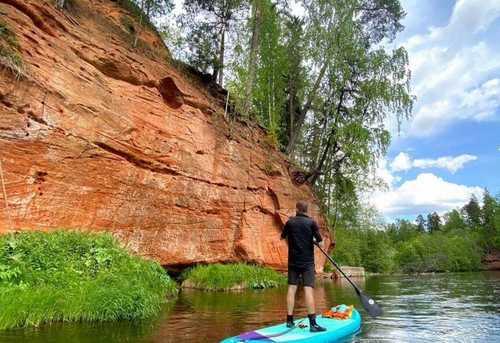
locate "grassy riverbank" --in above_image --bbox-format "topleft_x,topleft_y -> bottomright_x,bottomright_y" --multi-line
0,231 -> 177,330
181,263 -> 286,291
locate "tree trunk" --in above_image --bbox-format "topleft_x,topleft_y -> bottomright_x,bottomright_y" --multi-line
286,60 -> 328,154
217,24 -> 226,86
307,88 -> 346,185
242,0 -> 262,117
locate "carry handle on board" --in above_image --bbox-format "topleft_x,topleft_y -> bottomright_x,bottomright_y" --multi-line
314,241 -> 383,317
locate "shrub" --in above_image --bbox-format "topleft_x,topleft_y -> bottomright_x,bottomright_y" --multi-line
0,231 -> 177,329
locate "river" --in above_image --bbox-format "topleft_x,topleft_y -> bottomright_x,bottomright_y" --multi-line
1,272 -> 499,342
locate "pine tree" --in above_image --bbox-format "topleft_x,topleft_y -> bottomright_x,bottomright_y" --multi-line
427,212 -> 441,233
463,195 -> 482,228
416,214 -> 426,233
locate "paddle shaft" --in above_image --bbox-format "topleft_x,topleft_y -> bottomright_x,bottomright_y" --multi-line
315,243 -> 362,295
314,241 -> 383,317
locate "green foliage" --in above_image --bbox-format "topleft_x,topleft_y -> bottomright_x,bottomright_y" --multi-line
177,0 -> 247,81
0,231 -> 177,330
427,212 -> 441,233
463,195 -> 482,228
332,227 -> 363,268
0,19 -> 25,79
333,226 -> 396,273
394,231 -> 482,273
248,0 -> 289,142
330,191 -> 500,274
116,0 -> 172,33
181,263 -> 286,291
442,209 -> 466,232
333,226 -> 482,274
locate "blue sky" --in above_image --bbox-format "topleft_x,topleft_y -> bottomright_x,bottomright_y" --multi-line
370,0 -> 500,220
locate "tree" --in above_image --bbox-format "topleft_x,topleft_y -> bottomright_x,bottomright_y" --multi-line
144,0 -> 173,19
427,212 -> 441,233
481,190 -> 499,250
442,209 -> 466,232
285,0 -> 409,155
287,0 -> 413,206
388,219 -> 419,243
180,0 -> 247,85
121,0 -> 174,47
463,195 -> 482,228
416,214 -> 426,233
241,0 -> 263,117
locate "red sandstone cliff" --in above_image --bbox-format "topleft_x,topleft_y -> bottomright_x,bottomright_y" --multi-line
0,0 -> 331,270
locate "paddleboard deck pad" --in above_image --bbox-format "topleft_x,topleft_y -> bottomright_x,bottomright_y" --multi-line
221,306 -> 361,342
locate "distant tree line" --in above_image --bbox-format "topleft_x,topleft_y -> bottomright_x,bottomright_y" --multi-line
331,191 -> 500,274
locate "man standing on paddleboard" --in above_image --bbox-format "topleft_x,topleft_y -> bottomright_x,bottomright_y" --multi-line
281,200 -> 326,332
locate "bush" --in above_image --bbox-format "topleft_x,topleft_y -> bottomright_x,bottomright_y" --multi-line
0,231 -> 177,329
181,263 -> 286,291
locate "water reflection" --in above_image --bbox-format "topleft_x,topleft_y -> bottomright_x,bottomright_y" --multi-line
0,272 -> 498,343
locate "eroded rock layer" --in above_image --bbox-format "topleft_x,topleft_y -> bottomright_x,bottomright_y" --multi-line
0,0 -> 330,270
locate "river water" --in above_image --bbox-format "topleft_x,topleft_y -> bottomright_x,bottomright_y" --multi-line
1,272 -> 499,343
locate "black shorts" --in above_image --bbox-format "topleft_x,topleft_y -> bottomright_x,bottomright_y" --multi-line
288,265 -> 315,288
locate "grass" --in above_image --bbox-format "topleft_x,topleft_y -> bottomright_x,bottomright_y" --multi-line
0,19 -> 25,79
0,230 -> 178,330
181,263 -> 286,291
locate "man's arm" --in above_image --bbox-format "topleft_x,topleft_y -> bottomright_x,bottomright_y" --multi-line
312,220 -> 323,243
281,221 -> 290,240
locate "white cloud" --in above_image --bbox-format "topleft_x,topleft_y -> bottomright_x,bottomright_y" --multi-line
390,152 -> 477,173
372,173 -> 483,217
401,0 -> 500,136
390,152 -> 412,172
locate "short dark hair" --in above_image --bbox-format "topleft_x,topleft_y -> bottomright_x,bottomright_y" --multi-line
296,201 -> 308,214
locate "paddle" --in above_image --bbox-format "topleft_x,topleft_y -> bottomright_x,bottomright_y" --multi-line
314,241 -> 383,317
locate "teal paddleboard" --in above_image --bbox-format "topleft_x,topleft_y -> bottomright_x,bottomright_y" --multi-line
221,306 -> 361,343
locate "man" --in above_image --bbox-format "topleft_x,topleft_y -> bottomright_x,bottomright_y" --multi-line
281,200 -> 326,332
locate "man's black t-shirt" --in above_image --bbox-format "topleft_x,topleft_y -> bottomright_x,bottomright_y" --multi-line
281,213 -> 322,269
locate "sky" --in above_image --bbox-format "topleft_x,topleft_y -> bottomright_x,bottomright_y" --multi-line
369,0 -> 500,221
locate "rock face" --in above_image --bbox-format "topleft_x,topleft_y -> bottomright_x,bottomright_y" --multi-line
483,251 -> 500,271
0,0 -> 330,270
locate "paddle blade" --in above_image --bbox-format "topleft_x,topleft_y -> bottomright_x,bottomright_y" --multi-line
359,291 -> 383,317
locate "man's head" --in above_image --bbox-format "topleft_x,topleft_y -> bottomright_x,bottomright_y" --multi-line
296,200 -> 308,215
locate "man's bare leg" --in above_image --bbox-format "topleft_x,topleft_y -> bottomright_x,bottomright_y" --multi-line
304,286 -> 315,314
287,285 -> 298,315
